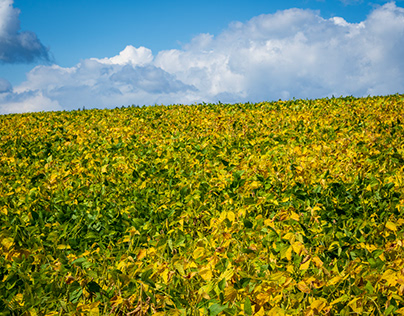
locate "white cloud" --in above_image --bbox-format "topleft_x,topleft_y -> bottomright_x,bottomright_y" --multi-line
0,0 -> 49,64
11,57 -> 197,111
155,3 -> 404,101
0,89 -> 61,114
1,2 -> 404,114
92,46 -> 153,66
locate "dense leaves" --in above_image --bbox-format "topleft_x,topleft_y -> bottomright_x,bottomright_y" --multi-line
1,95 -> 404,315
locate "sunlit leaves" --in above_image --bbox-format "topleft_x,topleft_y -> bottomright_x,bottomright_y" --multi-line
0,95 -> 404,314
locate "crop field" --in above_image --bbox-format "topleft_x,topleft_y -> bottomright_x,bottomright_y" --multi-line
1,95 -> 404,315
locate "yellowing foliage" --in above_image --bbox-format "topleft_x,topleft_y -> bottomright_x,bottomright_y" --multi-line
0,94 -> 404,314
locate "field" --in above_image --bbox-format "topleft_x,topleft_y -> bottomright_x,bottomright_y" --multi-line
1,95 -> 404,315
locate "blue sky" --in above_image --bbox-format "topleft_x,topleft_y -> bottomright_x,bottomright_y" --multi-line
1,0 -> 404,114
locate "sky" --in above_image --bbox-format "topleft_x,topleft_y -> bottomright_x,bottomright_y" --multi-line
0,0 -> 404,114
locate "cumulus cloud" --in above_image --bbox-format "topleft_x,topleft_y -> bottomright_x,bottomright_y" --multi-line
1,2 -> 404,114
0,89 -> 61,114
10,56 -> 197,111
0,0 -> 49,63
155,3 -> 404,101
92,45 -> 153,66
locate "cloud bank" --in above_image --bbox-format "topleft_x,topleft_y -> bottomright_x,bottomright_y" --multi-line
0,0 -> 50,64
1,2 -> 404,114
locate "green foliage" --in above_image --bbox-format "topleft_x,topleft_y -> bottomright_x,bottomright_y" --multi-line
1,95 -> 404,315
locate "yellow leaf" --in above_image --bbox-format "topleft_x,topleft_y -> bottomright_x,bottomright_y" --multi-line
227,211 -> 235,222
255,307 -> 266,316
117,260 -> 127,271
328,241 -> 340,251
311,299 -> 327,312
174,262 -> 185,276
300,257 -> 311,270
13,293 -> 24,306
264,218 -> 275,227
250,181 -> 260,189
270,272 -> 286,282
290,211 -> 300,221
283,232 -> 295,242
256,292 -> 272,304
79,302 -> 100,315
297,281 -> 310,293
161,269 -> 169,283
284,246 -> 293,261
49,173 -> 58,184
110,296 -> 123,306
220,269 -> 234,281
219,211 -> 227,222
347,297 -> 363,314
128,227 -> 140,235
122,235 -> 131,243
186,261 -> 198,269
198,283 -> 213,298
397,218 -> 404,226
268,306 -> 285,316
199,268 -> 212,281
56,244 -> 70,250
286,264 -> 294,273
178,218 -> 184,231
28,309 -> 38,316
328,275 -> 342,286
291,241 -> 305,255
193,247 -> 205,259
365,243 -> 377,252
224,286 -> 237,303
382,269 -> 395,279
1,206 -> 7,215
272,293 -> 283,304
312,256 -> 323,268
139,181 -> 147,189
137,248 -> 147,261
386,221 -> 397,232
381,269 -> 397,287
1,237 -> 13,251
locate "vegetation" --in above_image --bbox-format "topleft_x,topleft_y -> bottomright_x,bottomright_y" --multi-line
1,94 -> 404,315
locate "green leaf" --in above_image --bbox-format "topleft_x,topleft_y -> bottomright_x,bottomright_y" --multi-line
68,281 -> 82,303
30,211 -> 39,221
385,305 -> 395,315
244,297 -> 252,315
209,302 -> 227,316
218,278 -> 226,291
243,220 -> 253,229
365,281 -> 374,294
72,257 -> 87,265
87,281 -> 101,294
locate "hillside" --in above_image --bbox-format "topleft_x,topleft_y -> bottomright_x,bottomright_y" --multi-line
1,95 -> 404,315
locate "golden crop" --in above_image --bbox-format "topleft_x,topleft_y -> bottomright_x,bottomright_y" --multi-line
1,95 -> 404,315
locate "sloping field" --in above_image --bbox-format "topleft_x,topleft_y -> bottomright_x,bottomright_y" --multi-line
1,95 -> 404,315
